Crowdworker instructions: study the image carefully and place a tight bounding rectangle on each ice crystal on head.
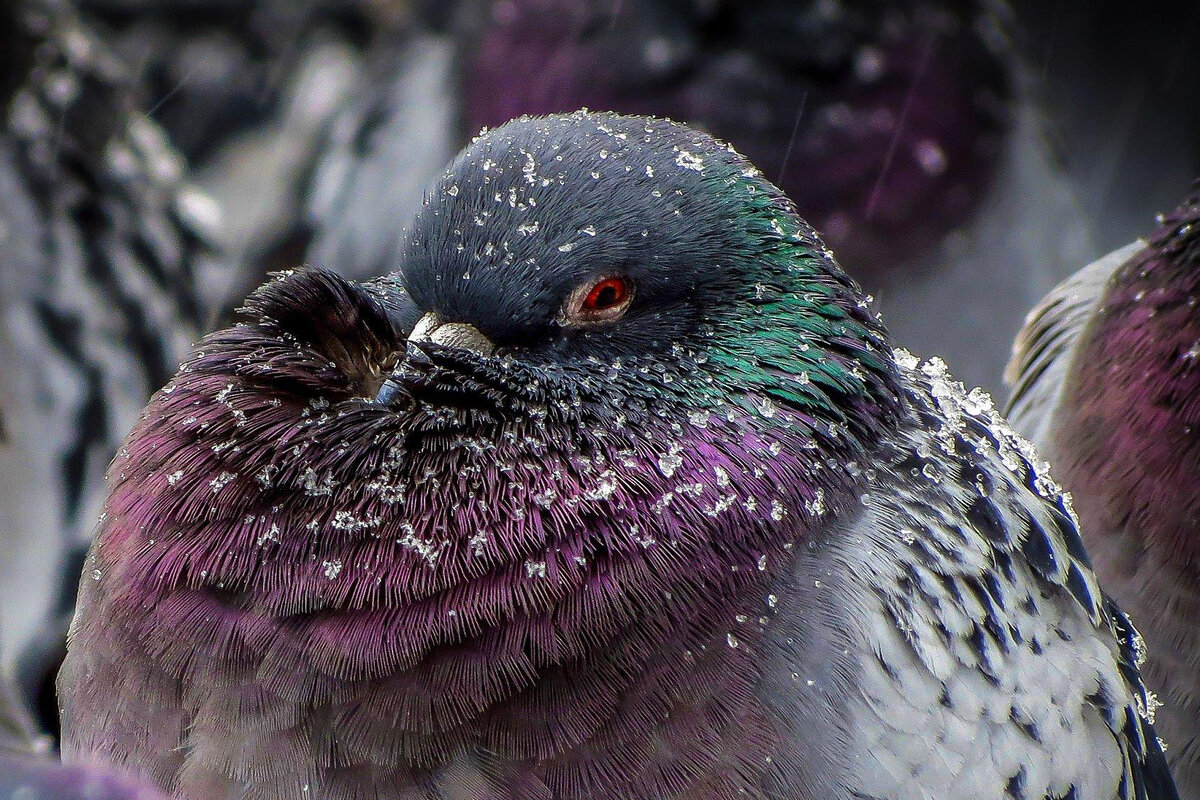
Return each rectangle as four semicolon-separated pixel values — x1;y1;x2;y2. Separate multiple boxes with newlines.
468;530;488;557
675;149;705;171
803;488;826;516
322;559;343;580
525;559;548;578
770;499;787;521
166;469;185;486
726;633;740;648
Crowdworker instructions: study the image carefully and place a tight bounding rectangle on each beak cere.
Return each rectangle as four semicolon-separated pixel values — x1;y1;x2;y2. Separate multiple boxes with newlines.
408;312;496;358
375;312;498;406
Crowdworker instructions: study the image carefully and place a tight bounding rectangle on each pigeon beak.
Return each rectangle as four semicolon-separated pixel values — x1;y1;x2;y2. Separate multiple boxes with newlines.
406;312;496;358
374;313;497;406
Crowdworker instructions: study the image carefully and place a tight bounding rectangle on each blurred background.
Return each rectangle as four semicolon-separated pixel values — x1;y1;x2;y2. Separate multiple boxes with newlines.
0;0;1197;743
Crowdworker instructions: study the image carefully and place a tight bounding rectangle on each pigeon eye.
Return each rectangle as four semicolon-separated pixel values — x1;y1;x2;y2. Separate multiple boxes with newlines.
562;276;634;326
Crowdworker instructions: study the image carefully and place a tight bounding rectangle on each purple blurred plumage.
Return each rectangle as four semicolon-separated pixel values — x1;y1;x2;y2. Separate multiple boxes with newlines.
456;0;1012;282
0;757;170;800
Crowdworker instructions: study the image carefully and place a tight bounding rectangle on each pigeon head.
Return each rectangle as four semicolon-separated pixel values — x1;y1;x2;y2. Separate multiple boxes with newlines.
80;112;902;794
391;112;900;428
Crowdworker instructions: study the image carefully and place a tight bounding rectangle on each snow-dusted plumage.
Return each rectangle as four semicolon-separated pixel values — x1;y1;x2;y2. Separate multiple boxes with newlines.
59;112;1176;800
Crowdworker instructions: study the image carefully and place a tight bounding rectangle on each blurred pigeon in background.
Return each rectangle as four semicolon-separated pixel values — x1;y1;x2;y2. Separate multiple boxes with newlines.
0;0;221;737
60;112;1176;800
1006;188;1200;798
72;0;434;318
456;0;1014;284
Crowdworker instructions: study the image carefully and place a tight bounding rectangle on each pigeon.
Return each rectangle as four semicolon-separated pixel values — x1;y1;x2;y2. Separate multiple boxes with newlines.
1005;188;1200;798
0;0;220;737
60;112;1177;800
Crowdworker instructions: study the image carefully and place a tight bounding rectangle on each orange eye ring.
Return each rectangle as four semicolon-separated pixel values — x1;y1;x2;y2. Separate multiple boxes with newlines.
561;275;635;326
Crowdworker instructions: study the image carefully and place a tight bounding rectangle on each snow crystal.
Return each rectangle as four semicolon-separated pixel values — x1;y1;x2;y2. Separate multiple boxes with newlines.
657;444;684;478
256;523;281;547
675;149;705;171
770;499;787;521
804;488;827;516
210;472;235;492
331;512;381;533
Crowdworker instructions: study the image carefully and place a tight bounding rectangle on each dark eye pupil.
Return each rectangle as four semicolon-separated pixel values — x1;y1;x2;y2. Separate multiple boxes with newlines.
595;286;618;307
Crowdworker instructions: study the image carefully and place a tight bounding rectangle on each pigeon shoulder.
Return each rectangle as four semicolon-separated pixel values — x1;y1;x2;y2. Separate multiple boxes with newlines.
822;352;1176;800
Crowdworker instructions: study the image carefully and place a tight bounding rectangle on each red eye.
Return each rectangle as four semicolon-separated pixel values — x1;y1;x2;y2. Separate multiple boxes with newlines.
582;277;630;311
562;275;635;325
